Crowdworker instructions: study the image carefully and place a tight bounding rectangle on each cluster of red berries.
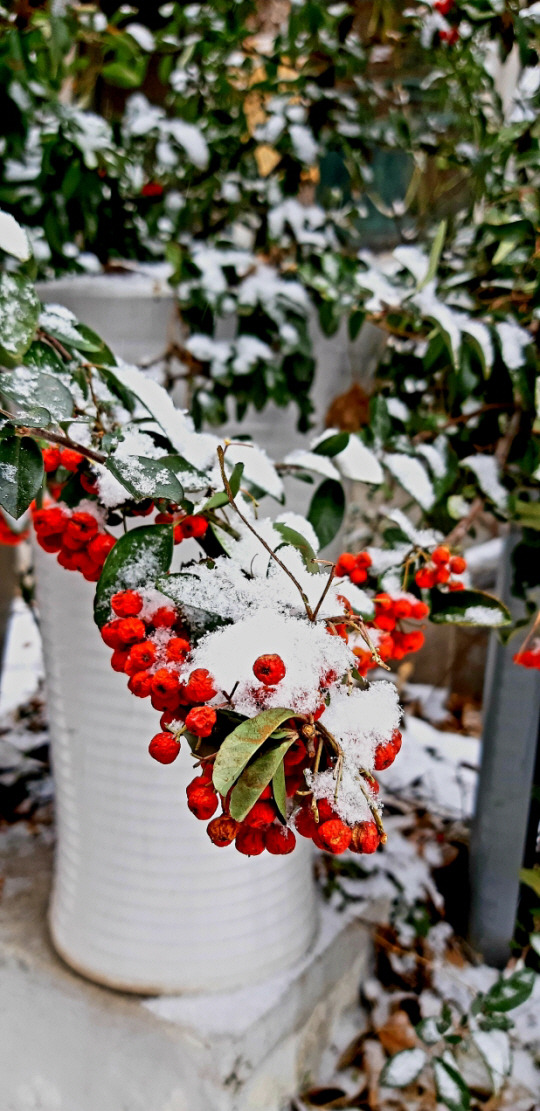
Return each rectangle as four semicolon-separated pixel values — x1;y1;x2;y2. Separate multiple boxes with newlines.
335;550;372;585
41;445;99;501
0;516;27;546
154;509;209;546
293;730;402;855
189;770;298;857
32;504;116;581
434;0;460;43
513;640;540;671
415;547;467;591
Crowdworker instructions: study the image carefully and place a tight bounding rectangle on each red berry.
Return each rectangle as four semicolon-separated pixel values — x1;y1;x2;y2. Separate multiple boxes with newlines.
448;580;465;592
160;708;185;730
350;567;367;585
60;448;83;472
435;566;451;584
375;593;393;611
62;511;99;550
42;446;61;473
434;0;453;12
116;617;146;647
283;739;307;768
185;706;217;738
285;771;305;797
317;819;352;855
207;815;238;847
356;551;372;569
126;640;157;672
415;566;437;589
150;606;177;629
178;515;208;540
253;654;286;686
432;546;451;566
166;637;191;662
244;800;276;829
187;786;218;820
335;552;356;576
295;806;319;840
37;533;64;553
87;533;115;565
374;729;402;771
235;826;265;856
393;598;412;619
375;613;396;632
79;472;99;495
449;555;466;574
184;668;218;703
440;26;459;44
128;671;153;698
101;619;123;649
148;732;181;764
317;799;337;823
411;601;430;620
350;821;380;855
264;826;296;855
152;668;180;701
110;648;130;673
111;590;143;618
33;506;68;537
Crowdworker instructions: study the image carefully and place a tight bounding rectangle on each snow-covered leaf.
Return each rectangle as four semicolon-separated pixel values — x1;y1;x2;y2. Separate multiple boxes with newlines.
0;211;31;261
94;524;173;628
429;589;511;628
380;1047;428;1088
226;442;284;502
0;273;39;364
417;1017;443;1045
334;435;383;485
39;304;104;353
482;967;536;1014
213;708;295;796
496;321;532;370
106;455;185;503
472;1030;512;1094
283;449;340;482
311;430;350;457
433;1056;470;1111
0;368;73;423
384;454;436;510
420;219;447;290
273;522;319;573
0;434;43;519
461;455;509;513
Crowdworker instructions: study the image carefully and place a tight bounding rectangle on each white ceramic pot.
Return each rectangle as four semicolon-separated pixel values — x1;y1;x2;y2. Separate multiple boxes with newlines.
36;266;177;366
34;546;318;994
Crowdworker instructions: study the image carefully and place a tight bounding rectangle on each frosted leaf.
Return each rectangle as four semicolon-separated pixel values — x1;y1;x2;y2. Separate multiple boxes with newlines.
283;449;341;482
39;303;84;346
393;245;429;284
461;454;508;511
0;211;31;261
462;319;494;369
381;1047;428;1089
416;443;447;480
334;436;383;486
289;124;318;164
433;1056;468;1108
439;605;507;627
355;268;406;313
386;398;409;423
413;283;461;363
275;512;320;553
384;508;442;550
384;454;436;511
225;442;284;501
125;23;155;51
167;119;209;170
472;1031;512;1094
496;321;531;370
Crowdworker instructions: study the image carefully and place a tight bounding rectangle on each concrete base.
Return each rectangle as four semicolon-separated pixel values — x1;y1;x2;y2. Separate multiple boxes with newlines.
0;828;374;1111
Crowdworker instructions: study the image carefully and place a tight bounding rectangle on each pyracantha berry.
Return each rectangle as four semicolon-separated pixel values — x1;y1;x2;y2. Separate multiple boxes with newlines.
116;617;146;647
183;668;218;703
185;706;217;738
317;819;352;855
62;512;99;550
350;821;380;855
110;648;131;673
432;546;451;566
128;671;153;698
178;515;208;540
253;654;286;686
207;815;238;847
101;619;123;649
374;729;402;771
148;732;181;764
150;607;177;629
111;590;143;617
235;826;265;856
449;555;466;574
87;533;115;565
42;446;61;472
126;641;157;672
244;800;276;829
166;637;191;662
265;826;296;855
60;448;83;472
186;786;218;820
80;472;99;495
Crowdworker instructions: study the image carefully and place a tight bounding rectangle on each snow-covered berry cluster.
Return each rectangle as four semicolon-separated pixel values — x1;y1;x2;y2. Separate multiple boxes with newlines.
415;546;467;591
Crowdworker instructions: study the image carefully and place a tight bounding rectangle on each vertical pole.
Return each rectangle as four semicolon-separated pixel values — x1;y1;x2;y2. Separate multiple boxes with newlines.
469;534;540;966
0;546;17;678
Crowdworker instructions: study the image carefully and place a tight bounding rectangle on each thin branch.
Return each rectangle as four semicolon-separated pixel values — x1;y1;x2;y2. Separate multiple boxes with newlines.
36;329;73;362
312;564;336;622
217;444;315;620
4;415;107;465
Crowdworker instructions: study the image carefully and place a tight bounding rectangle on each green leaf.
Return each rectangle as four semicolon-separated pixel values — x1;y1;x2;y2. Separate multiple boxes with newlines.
380;1048;428;1089
102;60;146;88
228;460;244;497
482;968;536;1014
419;219;447;290
313;432;350;457
203;490;230;510
0;434;43;518
94;524;173;628
0;274;40;365
75;324;115;364
514;500;540;531
307;479;345;549
273;522;319;573
212;708;295;796
156;571;231;625
432;1057;470;1111
429;589;511;628
229;736;297;821
106;454;184;503
272;760;287;819
0;369;73;423
519;867;540;898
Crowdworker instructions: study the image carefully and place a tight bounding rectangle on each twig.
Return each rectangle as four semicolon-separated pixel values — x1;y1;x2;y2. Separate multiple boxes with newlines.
217;445;315;620
0;410;107;465
312;564;336;621
37;329;73;362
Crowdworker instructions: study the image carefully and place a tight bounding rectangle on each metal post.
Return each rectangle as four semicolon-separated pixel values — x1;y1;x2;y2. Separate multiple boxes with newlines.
469;534;540;966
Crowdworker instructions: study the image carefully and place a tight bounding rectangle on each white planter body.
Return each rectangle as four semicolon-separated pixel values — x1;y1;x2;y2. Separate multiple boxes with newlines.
35;546;317;994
